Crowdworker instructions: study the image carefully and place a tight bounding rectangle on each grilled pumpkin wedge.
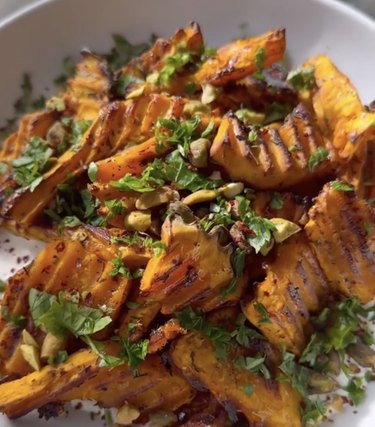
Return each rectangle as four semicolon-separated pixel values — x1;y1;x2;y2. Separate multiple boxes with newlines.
210;105;336;190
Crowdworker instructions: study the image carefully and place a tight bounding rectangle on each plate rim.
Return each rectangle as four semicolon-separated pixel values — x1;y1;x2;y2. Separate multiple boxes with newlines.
0;0;374;33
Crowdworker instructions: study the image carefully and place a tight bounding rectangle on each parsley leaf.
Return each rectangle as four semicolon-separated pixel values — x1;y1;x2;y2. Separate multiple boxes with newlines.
278;350;310;398
234;354;271;379
28;289;112;340
175;307;232;360
231;314;264;348
200;198;234;232
308;147;329;171
254;302;271;324
346;378;366;405
11;136;53;190
104;34;151;71
270;192;284;210
331;180;354;192
0;307;26;328
114;73;144;97
120;337;149;375
264;102;293;124
110;254;132;278
253;47;265;80
301;398;326;425
221;248;246;296
164;150;220;192
54;57;76;87
14;73;45;114
158;49;195;86
287;66;315;90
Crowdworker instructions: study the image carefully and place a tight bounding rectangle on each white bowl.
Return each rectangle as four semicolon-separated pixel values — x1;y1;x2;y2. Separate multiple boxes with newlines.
0;0;374;426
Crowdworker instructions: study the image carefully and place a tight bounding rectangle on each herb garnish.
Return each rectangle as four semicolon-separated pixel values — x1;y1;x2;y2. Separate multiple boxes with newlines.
331;180;354;192
253;47;266;80
110;254;132;278
270;192;284;210
14;73;45;114
0;306;26;328
221;248;246;296
287;66;315;90
308;147;329;171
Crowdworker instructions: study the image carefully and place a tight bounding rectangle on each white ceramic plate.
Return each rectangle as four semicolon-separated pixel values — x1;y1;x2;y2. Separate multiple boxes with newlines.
0;0;375;425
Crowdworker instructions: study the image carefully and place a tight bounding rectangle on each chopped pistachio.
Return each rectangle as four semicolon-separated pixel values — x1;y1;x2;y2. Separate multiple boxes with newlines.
183;189;218;206
135;187;179;210
46;96;66;112
201;84;220;104
147;411;178;427
22;329;39;348
40;332;66;360
115;403;140;425
189;138;211;168
347;343;375;368
270;218;301;243
124;210;152;232
308;371;340;394
20;344;41;371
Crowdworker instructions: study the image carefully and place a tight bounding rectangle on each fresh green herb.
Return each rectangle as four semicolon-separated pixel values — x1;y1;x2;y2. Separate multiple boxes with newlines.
133;268;145;279
104;34;152;71
300;298;373;370
154;116;201;156
234;354;271;379
264;102;293;124
254;302;271;324
200;198;234;232
176;307;232;360
110;254;132;278
28;289;112;340
164;150;220;192
54;57;76;86
235;196;276;254
279;350;310;398
201;120;215;138
114;73;143;97
270;192;284;210
104;409;114;427
231;314;264;348
151;241;167;257
331;180;354;192
241;384;254;396
157;44;196;86
346;378;366;405
253;47;266;80
301;398;326;426
104;199;125;219
221;248;246;296
287;66;315;90
247;128;259;146
185;81;197;94
47;350;69;365
110;159;166;192
308;147;329;171
111;233;143;246
11;136;53;190
0;307;26;328
121;337;149;375
200;46;217;63
14;73;45;114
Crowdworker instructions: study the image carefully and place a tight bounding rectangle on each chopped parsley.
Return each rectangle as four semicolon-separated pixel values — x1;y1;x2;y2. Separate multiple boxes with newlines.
200;198;234;232
234;354;271;379
48;350;69;366
241;384;254;396
0;306;26;328
28;289;112;340
278;350;310;398
253;47;266;80
104;34;152;71
301;398;326;425
254;302;271;324
221;248;246;296
158;49;195;86
14;73;45;114
110;254;132;278
346;378;366;405
54;56;76;86
270;192;284;210
287;66;315;90
331;180;354;192
264;102;293;124
308;147;329;171
11;136;53;190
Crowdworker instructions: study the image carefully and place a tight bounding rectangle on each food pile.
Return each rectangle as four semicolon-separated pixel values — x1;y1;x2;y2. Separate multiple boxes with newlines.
0;23;374;427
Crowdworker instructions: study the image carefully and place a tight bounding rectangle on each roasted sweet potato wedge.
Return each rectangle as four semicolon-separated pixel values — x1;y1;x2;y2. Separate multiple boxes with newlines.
140;215;235;314
170;331;302;427
305;183;375;303
210;106;336;190
195;29;286;86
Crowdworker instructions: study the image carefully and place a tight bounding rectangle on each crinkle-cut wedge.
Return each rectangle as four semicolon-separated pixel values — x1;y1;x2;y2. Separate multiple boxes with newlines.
170;331;302;427
0;227;138;376
117;22;204;95
0;349;99;419
140;215;235;314
62;51;111;121
0;111;58;163
148;319;186;354
62;353;194;411
210;105;336;190
1;95;180;233
195;29;286;86
305;183;375;304
251;191;310;225
243;233;330;355
305;55;375;159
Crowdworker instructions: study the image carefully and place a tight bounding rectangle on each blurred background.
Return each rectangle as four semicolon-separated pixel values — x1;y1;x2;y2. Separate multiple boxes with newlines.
0;0;375;21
